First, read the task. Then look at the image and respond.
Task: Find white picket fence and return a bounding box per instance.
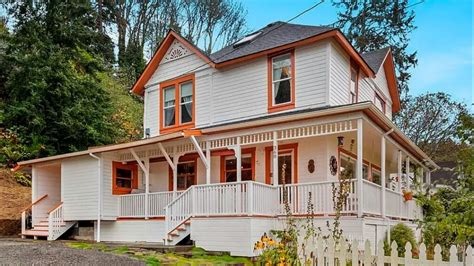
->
[297,237,473,265]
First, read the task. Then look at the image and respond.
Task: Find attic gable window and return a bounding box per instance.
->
[160,74,195,133]
[374,93,386,113]
[350,62,359,103]
[267,50,295,113]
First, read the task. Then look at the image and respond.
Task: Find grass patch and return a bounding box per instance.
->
[66,242,94,250]
[66,241,252,265]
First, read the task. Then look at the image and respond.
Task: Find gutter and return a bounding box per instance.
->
[88,153,102,242]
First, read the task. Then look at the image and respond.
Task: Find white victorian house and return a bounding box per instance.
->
[16,22,437,257]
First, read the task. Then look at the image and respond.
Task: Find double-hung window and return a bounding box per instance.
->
[350,67,358,103]
[268,51,295,112]
[112,162,138,195]
[160,74,195,133]
[374,93,386,113]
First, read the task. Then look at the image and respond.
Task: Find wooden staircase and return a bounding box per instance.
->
[21,197,75,240]
[164,219,191,245]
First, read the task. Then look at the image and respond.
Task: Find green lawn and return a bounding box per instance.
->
[66,242,252,265]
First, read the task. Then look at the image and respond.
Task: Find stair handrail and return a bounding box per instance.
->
[164,186,195,241]
[47,202,63,214]
[21,194,48,236]
[48,203,64,241]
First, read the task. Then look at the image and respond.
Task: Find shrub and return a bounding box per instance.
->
[384,223,417,256]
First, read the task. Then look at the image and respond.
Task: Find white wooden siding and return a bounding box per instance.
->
[62,156,99,221]
[101,153,119,219]
[328,42,350,106]
[97,220,165,242]
[374,67,391,101]
[294,42,328,108]
[144,87,159,137]
[358,74,374,103]
[32,164,61,221]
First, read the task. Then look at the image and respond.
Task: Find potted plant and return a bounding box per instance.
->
[403,190,413,201]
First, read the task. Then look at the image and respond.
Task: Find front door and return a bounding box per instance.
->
[277,152,294,185]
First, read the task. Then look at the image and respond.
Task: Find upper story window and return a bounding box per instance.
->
[374,93,386,113]
[268,51,295,113]
[350,63,359,103]
[160,74,195,133]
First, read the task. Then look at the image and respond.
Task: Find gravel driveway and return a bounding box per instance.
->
[0,240,145,265]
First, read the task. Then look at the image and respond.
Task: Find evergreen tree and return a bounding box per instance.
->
[332,0,417,98]
[2,0,117,156]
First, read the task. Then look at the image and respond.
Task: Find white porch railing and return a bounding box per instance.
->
[277,180,358,215]
[48,203,64,240]
[119,191,180,217]
[362,180,382,215]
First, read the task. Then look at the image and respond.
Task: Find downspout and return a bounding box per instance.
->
[89,153,101,242]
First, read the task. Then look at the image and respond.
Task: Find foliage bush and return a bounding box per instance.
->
[383,223,417,257]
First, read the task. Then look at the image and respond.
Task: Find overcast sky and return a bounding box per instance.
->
[244,0,473,108]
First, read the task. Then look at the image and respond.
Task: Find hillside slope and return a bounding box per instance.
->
[0,169,31,236]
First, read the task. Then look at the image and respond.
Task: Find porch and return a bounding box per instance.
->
[118,179,421,220]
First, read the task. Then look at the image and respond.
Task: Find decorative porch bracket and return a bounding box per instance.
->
[189,136,209,169]
[130,148,150,219]
[158,143,176,171]
[189,136,212,185]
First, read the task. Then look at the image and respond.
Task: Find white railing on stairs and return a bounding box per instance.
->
[48,203,64,240]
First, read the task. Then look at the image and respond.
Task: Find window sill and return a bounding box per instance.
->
[160,123,195,134]
[268,103,295,113]
[113,187,133,195]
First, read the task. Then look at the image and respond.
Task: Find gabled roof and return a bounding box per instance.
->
[210,22,333,63]
[361,47,391,73]
[131,22,377,95]
[360,47,401,112]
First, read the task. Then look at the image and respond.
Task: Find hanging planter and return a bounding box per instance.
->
[403,190,413,201]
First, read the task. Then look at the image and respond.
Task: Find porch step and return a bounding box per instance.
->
[164,220,192,245]
[23,229,49,237]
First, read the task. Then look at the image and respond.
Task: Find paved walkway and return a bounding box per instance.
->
[0,239,145,265]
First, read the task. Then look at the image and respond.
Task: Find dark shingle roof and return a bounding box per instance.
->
[210,22,334,63]
[361,47,390,73]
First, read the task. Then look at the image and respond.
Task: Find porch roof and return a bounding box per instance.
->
[16,102,438,170]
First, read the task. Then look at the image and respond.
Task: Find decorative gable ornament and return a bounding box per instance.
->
[163,39,190,63]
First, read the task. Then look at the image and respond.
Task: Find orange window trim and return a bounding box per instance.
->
[168,154,198,191]
[219,147,256,183]
[112,161,138,195]
[267,50,296,113]
[264,143,298,185]
[159,74,196,134]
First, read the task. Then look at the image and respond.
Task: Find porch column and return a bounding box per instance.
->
[405,156,411,190]
[173,155,179,197]
[144,157,150,219]
[130,149,150,219]
[397,150,403,219]
[426,171,431,186]
[235,137,242,182]
[356,118,363,217]
[206,141,211,184]
[272,131,279,186]
[381,135,386,218]
[397,150,403,192]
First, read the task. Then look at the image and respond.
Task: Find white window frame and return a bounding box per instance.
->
[179,81,193,124]
[163,86,176,128]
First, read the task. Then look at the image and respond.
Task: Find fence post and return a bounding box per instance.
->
[363,240,372,266]
[377,240,384,265]
[351,239,358,266]
[466,246,473,266]
[419,243,427,264]
[390,241,398,265]
[404,242,413,266]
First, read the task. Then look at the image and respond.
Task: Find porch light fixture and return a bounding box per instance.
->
[337,136,344,147]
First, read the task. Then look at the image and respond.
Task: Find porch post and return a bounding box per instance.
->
[405,156,411,190]
[356,118,363,217]
[397,150,403,219]
[397,150,402,192]
[272,131,279,186]
[173,155,179,197]
[381,135,386,218]
[236,137,242,182]
[206,141,211,184]
[144,157,150,219]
